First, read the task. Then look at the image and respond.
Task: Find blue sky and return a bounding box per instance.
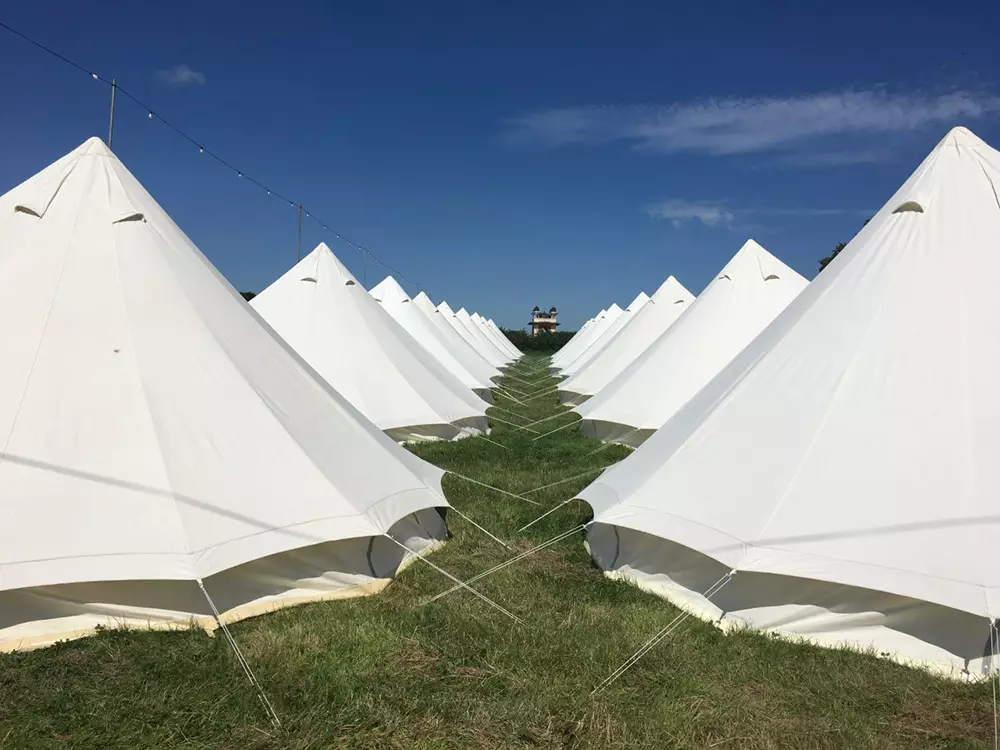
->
[2,1,999,330]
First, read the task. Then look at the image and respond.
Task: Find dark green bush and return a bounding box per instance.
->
[500,328,576,352]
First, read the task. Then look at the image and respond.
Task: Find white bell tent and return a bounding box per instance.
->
[456,307,513,364]
[252,245,489,442]
[480,316,521,359]
[473,313,520,359]
[412,292,501,379]
[553,304,623,370]
[476,313,524,359]
[487,319,520,357]
[578,241,807,445]
[369,276,494,401]
[438,301,508,368]
[559,277,693,406]
[560,317,594,354]
[0,138,450,652]
[559,292,650,377]
[578,126,1000,675]
[552,310,605,369]
[466,311,510,360]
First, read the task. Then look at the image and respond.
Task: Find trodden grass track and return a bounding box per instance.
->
[0,354,993,748]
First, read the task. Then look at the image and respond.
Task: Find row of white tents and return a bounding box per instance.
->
[0,137,517,651]
[4,125,997,680]
[248,243,518,442]
[559,126,1000,676]
[557,240,808,445]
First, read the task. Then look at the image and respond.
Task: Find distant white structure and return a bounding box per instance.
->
[530,306,559,336]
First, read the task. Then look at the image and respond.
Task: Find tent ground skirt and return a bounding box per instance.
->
[578,419,653,447]
[558,390,591,407]
[585,523,995,678]
[0,511,446,653]
[386,415,489,443]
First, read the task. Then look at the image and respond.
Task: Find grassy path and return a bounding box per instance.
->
[0,353,993,748]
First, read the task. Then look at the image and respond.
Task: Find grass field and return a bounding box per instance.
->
[0,353,993,748]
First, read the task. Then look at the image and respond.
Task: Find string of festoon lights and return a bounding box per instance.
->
[0,19,420,291]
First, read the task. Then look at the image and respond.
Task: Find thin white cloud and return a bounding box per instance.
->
[758,207,872,217]
[647,200,869,228]
[646,200,735,228]
[770,149,891,168]
[156,64,206,86]
[507,89,1000,157]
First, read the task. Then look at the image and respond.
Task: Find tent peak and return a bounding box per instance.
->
[626,291,650,311]
[717,239,796,283]
[299,243,359,286]
[651,276,690,304]
[9,136,141,223]
[941,125,986,149]
[370,275,409,304]
[78,136,113,156]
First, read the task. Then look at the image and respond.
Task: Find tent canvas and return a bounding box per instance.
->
[480,316,521,359]
[551,313,601,368]
[438,301,508,368]
[369,276,494,401]
[456,307,514,364]
[473,313,520,359]
[0,138,449,651]
[559,277,693,406]
[552,310,606,368]
[553,304,623,369]
[253,245,489,442]
[578,126,1000,675]
[412,292,501,379]
[558,292,650,377]
[578,241,807,446]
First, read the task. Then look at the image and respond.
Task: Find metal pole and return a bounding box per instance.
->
[297,204,303,261]
[107,78,117,148]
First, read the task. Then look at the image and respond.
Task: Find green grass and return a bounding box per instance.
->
[0,354,993,748]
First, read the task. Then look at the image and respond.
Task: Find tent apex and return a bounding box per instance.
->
[78,136,113,155]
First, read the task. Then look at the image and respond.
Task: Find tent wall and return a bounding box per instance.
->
[587,523,993,677]
[1,511,446,653]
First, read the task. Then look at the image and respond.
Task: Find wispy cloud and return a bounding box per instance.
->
[758,207,872,217]
[769,149,891,168]
[156,64,206,86]
[647,200,869,228]
[506,89,1000,160]
[646,200,735,228]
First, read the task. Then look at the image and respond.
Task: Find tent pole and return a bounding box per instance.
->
[297,204,303,261]
[107,78,117,148]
